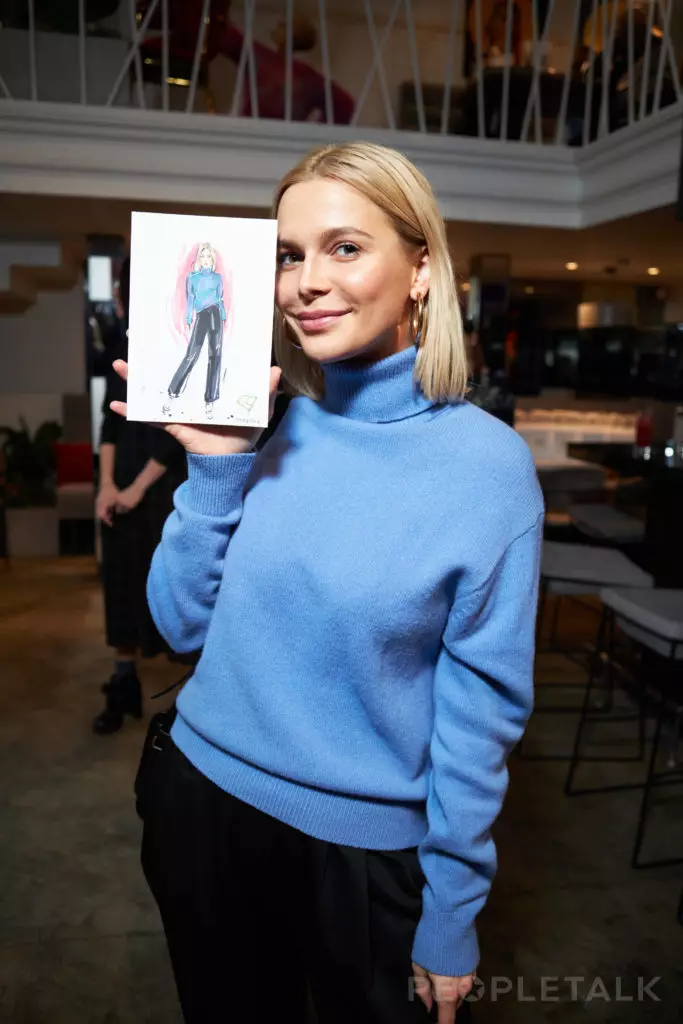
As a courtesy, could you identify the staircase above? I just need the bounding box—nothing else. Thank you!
[0,237,85,315]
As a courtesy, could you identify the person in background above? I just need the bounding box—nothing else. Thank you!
[136,0,356,122]
[93,257,188,735]
[483,1,521,67]
[206,0,355,123]
[464,317,516,427]
[463,317,486,385]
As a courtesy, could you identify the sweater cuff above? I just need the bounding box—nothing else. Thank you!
[411,909,480,978]
[185,452,256,516]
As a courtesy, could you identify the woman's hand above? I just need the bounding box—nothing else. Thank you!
[109,360,283,456]
[411,964,476,1023]
[115,481,145,515]
[95,481,120,527]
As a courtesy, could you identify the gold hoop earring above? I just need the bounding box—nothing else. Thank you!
[281,314,303,351]
[410,295,425,347]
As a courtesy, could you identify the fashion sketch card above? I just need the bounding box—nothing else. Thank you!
[126,211,277,427]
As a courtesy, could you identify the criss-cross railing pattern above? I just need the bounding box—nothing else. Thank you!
[0,0,681,145]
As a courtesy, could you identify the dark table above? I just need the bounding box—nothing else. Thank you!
[568,443,683,587]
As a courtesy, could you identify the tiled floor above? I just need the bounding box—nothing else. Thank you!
[0,558,681,1023]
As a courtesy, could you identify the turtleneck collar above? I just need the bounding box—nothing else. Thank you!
[319,345,438,423]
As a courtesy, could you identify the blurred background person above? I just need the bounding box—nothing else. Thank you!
[93,257,188,735]
[206,0,354,123]
[464,316,486,385]
[465,316,516,427]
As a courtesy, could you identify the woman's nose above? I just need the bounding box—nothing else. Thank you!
[298,256,330,296]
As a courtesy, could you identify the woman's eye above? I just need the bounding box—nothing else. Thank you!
[277,251,300,267]
[334,243,360,258]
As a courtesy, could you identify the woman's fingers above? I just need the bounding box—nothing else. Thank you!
[268,367,282,420]
[110,400,127,418]
[97,503,114,527]
[113,359,128,381]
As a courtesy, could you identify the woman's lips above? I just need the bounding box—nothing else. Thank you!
[295,311,350,333]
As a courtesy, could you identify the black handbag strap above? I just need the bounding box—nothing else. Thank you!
[151,667,194,701]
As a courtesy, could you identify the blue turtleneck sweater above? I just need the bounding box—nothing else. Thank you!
[147,345,544,977]
[186,268,226,324]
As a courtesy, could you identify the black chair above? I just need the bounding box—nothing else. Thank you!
[565,588,683,870]
[518,540,653,762]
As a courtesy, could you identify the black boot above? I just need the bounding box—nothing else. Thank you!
[93,672,143,735]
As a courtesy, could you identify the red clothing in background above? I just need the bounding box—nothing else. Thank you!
[212,20,355,123]
[138,1,355,124]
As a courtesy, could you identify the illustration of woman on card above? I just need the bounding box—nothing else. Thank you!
[165,242,226,419]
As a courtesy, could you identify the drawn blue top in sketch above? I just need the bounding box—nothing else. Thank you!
[186,268,226,325]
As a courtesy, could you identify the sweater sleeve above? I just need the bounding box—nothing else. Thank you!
[217,274,226,321]
[411,512,544,978]
[147,451,257,652]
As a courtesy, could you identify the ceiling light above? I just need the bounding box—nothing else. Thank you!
[524,286,535,295]
[565,262,579,271]
[647,267,661,276]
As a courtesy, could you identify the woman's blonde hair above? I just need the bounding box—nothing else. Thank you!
[193,242,216,272]
[272,141,467,403]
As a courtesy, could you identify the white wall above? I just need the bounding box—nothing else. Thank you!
[0,285,85,396]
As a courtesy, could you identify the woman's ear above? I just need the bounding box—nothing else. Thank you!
[410,250,430,301]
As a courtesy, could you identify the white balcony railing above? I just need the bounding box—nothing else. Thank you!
[0,0,681,146]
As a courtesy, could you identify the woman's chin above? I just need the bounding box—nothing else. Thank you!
[297,334,359,365]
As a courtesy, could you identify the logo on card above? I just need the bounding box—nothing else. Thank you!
[236,395,257,412]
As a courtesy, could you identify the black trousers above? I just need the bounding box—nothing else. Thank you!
[169,304,222,403]
[140,737,473,1024]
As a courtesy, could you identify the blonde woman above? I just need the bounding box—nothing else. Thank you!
[166,242,226,419]
[111,142,543,1023]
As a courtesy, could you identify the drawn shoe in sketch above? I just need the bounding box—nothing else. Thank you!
[205,402,215,420]
[162,392,179,417]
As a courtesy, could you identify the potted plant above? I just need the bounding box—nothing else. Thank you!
[0,418,62,557]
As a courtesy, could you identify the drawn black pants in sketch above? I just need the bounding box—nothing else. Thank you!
[168,304,222,404]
